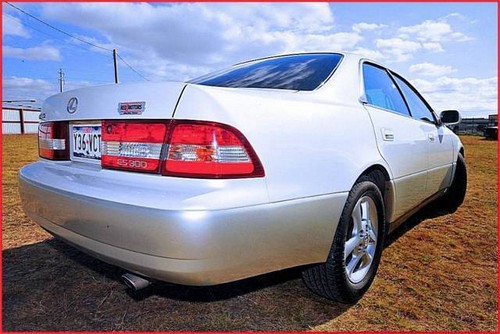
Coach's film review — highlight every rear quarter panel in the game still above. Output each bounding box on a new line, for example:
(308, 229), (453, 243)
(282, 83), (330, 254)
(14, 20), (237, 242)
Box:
(174, 84), (388, 202)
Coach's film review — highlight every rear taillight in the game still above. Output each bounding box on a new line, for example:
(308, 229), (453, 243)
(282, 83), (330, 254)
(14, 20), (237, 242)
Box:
(101, 121), (168, 173)
(162, 121), (264, 178)
(100, 120), (264, 178)
(38, 121), (69, 160)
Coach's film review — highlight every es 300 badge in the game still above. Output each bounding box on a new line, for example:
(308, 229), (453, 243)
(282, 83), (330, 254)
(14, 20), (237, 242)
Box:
(118, 101), (145, 115)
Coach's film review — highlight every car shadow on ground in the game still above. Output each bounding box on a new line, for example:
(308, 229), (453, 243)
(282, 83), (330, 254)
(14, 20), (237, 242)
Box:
(3, 238), (350, 331)
(385, 201), (452, 248)
(3, 201), (451, 331)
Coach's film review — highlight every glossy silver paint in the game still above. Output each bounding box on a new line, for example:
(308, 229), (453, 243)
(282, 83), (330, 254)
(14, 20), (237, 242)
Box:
(19, 161), (347, 284)
(19, 53), (463, 285)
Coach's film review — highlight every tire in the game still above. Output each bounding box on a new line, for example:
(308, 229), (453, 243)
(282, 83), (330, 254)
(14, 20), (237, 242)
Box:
(302, 178), (386, 303)
(437, 153), (467, 213)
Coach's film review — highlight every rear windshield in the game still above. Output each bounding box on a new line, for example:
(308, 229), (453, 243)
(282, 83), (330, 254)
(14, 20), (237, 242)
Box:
(190, 53), (343, 91)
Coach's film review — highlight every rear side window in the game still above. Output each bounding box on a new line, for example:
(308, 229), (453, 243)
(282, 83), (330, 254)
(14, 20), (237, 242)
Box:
(362, 63), (410, 116)
(190, 54), (343, 91)
(392, 74), (436, 123)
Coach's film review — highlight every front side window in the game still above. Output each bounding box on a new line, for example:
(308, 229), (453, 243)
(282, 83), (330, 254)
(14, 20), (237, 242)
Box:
(362, 63), (410, 116)
(392, 74), (436, 123)
(190, 54), (343, 91)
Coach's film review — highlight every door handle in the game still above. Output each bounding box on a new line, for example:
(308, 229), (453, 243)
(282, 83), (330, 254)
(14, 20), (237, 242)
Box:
(428, 133), (435, 142)
(381, 128), (394, 141)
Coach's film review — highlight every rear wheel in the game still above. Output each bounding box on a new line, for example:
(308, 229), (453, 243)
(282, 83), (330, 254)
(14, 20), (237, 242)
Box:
(302, 179), (386, 303)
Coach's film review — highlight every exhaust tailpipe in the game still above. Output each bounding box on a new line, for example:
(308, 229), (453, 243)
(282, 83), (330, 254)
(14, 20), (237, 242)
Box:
(121, 273), (152, 291)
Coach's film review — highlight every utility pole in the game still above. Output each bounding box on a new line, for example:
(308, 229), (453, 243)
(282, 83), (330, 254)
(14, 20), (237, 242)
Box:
(58, 68), (64, 93)
(113, 49), (119, 84)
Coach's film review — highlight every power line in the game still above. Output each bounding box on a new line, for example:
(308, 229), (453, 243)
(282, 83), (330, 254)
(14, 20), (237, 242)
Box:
(6, 16), (112, 57)
(116, 53), (150, 81)
(5, 2), (113, 52)
(5, 1), (150, 82)
(4, 13), (102, 55)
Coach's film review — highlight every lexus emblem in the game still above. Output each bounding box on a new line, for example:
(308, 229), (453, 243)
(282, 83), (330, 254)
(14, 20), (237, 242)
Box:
(67, 97), (78, 114)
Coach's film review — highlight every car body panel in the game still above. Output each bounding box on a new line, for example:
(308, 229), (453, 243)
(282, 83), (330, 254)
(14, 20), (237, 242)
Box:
(363, 104), (429, 220)
(174, 82), (389, 202)
(423, 123), (455, 196)
(42, 81), (186, 121)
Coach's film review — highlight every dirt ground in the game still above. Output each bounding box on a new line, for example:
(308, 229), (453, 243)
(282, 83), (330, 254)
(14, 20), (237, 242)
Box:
(2, 134), (498, 331)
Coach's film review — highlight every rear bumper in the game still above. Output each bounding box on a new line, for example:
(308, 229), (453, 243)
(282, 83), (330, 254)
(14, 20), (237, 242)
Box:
(19, 161), (348, 285)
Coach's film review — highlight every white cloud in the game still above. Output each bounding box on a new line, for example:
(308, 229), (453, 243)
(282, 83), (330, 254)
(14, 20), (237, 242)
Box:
(35, 2), (368, 82)
(2, 76), (56, 106)
(68, 33), (116, 55)
(3, 45), (62, 61)
(287, 32), (362, 52)
(35, 4), (475, 74)
(398, 19), (472, 43)
(409, 62), (457, 77)
(422, 42), (444, 53)
(390, 16), (472, 58)
(352, 22), (386, 33)
(374, 15), (472, 61)
(39, 3), (342, 72)
(63, 79), (99, 92)
(399, 20), (451, 42)
(375, 38), (421, 62)
(411, 76), (498, 117)
(2, 76), (102, 107)
(3, 76), (53, 91)
(449, 32), (473, 42)
(349, 47), (385, 61)
(442, 12), (467, 21)
(2, 13), (30, 38)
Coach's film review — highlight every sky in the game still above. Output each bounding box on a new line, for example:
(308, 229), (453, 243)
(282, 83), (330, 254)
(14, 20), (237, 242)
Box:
(2, 2), (498, 118)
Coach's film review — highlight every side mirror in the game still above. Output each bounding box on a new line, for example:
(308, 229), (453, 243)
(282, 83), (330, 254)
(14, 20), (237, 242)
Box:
(440, 110), (461, 126)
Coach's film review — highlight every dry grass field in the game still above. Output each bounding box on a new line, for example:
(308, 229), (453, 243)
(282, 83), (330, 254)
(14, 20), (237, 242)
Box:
(2, 134), (498, 331)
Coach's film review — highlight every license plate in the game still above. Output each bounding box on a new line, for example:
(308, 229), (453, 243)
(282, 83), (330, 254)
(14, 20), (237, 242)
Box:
(71, 125), (102, 163)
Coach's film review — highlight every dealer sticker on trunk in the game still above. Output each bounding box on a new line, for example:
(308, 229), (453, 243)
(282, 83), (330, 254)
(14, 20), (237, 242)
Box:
(118, 101), (145, 115)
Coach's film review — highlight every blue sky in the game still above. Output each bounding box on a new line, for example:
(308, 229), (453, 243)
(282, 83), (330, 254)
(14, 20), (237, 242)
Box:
(2, 2), (498, 117)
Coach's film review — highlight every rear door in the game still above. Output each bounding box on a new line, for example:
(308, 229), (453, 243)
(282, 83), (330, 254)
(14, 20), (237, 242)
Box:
(361, 63), (429, 221)
(391, 72), (454, 196)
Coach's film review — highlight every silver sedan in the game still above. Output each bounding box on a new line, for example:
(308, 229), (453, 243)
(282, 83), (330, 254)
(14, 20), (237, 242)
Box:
(19, 52), (466, 302)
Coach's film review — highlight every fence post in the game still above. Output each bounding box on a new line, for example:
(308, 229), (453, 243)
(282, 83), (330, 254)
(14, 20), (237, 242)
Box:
(19, 108), (25, 134)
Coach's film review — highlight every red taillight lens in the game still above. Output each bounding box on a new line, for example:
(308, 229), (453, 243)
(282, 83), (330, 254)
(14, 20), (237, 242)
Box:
(100, 120), (264, 179)
(38, 121), (69, 160)
(162, 121), (264, 178)
(101, 121), (169, 173)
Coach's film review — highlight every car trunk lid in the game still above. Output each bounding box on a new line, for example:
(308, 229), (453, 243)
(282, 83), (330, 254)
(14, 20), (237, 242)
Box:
(41, 81), (186, 122)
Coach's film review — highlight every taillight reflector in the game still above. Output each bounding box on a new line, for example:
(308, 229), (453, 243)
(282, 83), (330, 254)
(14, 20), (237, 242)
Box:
(38, 122), (69, 160)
